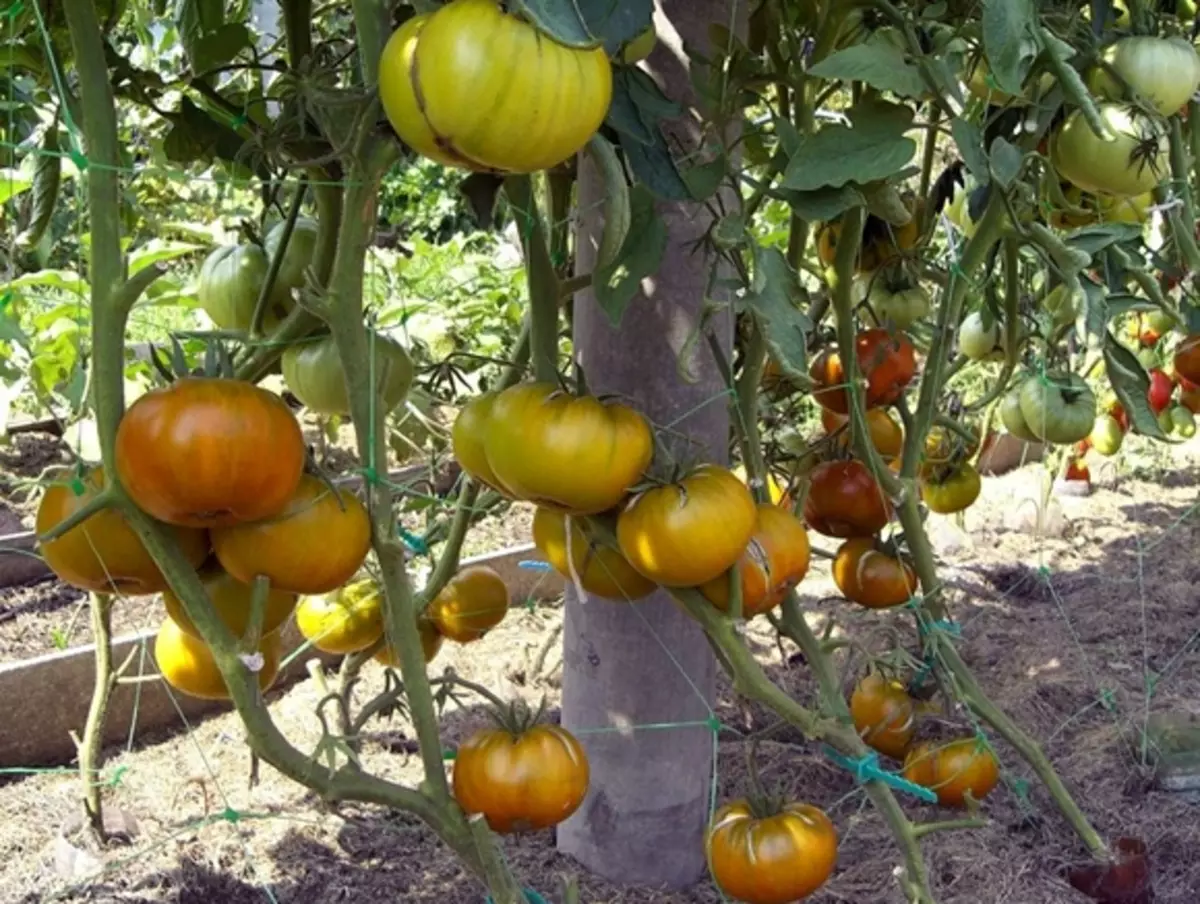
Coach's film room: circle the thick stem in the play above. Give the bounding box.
[966,237,1021,413]
[281,0,313,66]
[505,175,560,384]
[418,482,480,609]
[350,0,391,85]
[1166,118,1200,273]
[79,592,114,838]
[734,324,768,498]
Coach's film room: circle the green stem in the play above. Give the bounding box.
[547,169,575,278]
[418,482,480,610]
[281,0,313,66]
[252,178,308,337]
[505,175,560,384]
[242,575,271,653]
[1166,117,1200,272]
[966,237,1021,412]
[80,592,114,838]
[36,486,116,544]
[349,0,391,85]
[918,109,941,234]
[735,323,769,500]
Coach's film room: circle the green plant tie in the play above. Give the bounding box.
[925,619,961,639]
[397,525,429,556]
[105,764,128,787]
[219,806,242,824]
[904,593,924,609]
[705,714,723,734]
[1010,777,1032,801]
[821,747,937,803]
[1099,687,1117,710]
[485,890,547,904]
[230,113,249,129]
[442,748,456,760]
[70,476,86,496]
[68,148,89,171]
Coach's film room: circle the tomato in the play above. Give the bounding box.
[1172,404,1197,438]
[379,0,612,173]
[803,460,891,538]
[731,464,788,506]
[1046,183,1099,231]
[957,311,1002,361]
[833,538,917,609]
[211,474,370,595]
[850,674,916,760]
[1090,37,1200,117]
[1051,105,1168,198]
[1065,459,1091,483]
[1097,191,1153,226]
[868,283,931,330]
[1090,414,1125,457]
[1137,345,1161,373]
[700,504,811,617]
[821,407,904,460]
[817,211,917,274]
[621,24,657,63]
[1140,308,1176,344]
[1043,284,1082,328]
[163,566,298,638]
[617,465,757,587]
[1180,384,1200,415]
[116,378,305,528]
[1000,381,1041,443]
[920,463,982,515]
[1147,368,1175,416]
[532,507,656,602]
[706,800,837,904]
[1172,334,1200,386]
[484,383,652,515]
[281,332,413,417]
[154,617,281,701]
[452,392,505,491]
[295,578,385,654]
[1017,371,1096,445]
[375,616,444,666]
[815,220,841,267]
[426,566,509,642]
[452,723,589,833]
[197,243,292,332]
[811,329,916,414]
[263,217,319,296]
[903,738,1000,808]
[36,467,209,595]
[920,424,979,474]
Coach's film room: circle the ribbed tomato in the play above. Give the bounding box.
[833,538,917,609]
[1089,36,1200,116]
[700,504,810,617]
[37,466,209,594]
[162,566,298,638]
[616,465,758,587]
[211,474,371,595]
[197,243,292,332]
[115,378,305,528]
[452,392,504,491]
[484,383,652,515]
[706,800,838,904]
[452,723,589,833]
[154,617,281,701]
[821,407,904,460]
[1051,105,1168,197]
[811,329,916,414]
[850,674,916,760]
[803,460,891,538]
[903,738,1000,807]
[379,0,612,173]
[426,566,509,642]
[281,332,413,416]
[295,578,385,655]
[532,508,657,602]
[1173,334,1200,386]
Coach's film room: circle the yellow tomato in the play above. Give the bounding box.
[531,507,657,601]
[162,566,298,639]
[379,0,612,173]
[426,566,509,642]
[295,578,385,655]
[154,617,281,701]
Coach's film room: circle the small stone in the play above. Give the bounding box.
[53,833,101,880]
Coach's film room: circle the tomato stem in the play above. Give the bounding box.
[35,485,117,545]
[505,174,561,384]
[250,177,308,338]
[79,592,115,839]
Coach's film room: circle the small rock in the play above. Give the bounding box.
[53,834,101,880]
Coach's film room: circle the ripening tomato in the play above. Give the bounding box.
[532,508,656,601]
[617,465,758,587]
[1065,459,1091,482]
[1173,334,1200,387]
[452,392,505,491]
[833,538,917,609]
[706,800,838,904]
[803,460,891,538]
[821,407,904,460]
[375,616,444,666]
[162,566,298,639]
[920,424,980,474]
[426,566,509,642]
[1018,371,1097,445]
[811,329,916,414]
[850,674,916,760]
[1109,400,1131,432]
[1147,368,1176,416]
[1180,384,1200,415]
[903,738,1000,807]
[453,723,589,833]
[700,504,811,617]
[957,311,1002,362]
[1089,414,1125,457]
[154,617,281,701]
[36,467,209,594]
[115,378,305,528]
[920,463,982,515]
[211,475,370,595]
[281,332,413,417]
[1051,104,1168,198]
[379,0,612,173]
[868,282,931,330]
[484,383,652,515]
[295,578,385,654]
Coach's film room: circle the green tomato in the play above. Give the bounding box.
[197,243,293,332]
[1171,404,1197,438]
[1000,382,1042,442]
[282,333,414,416]
[264,217,320,296]
[958,311,1000,361]
[1137,346,1161,372]
[1158,408,1178,436]
[1051,104,1168,198]
[1089,37,1200,117]
[1043,284,1082,329]
[1018,371,1097,445]
[1089,413,1124,456]
[869,283,931,330]
[621,25,657,63]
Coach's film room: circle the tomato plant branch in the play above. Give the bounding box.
[349,0,390,86]
[965,237,1021,413]
[280,0,313,66]
[734,321,769,499]
[251,177,308,337]
[79,592,114,839]
[1164,118,1200,273]
[505,175,561,383]
[417,482,480,610]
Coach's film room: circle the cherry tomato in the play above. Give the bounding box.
[850,674,916,760]
[903,738,1000,807]
[803,460,891,538]
[832,538,917,609]
[920,463,982,515]
[811,329,916,415]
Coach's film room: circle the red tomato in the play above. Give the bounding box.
[803,460,891,538]
[1148,368,1175,415]
[810,329,916,414]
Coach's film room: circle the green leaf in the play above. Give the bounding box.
[592,185,666,327]
[509,0,600,48]
[174,0,227,72]
[0,168,33,204]
[981,0,1038,96]
[1104,335,1166,439]
[773,185,865,222]
[951,121,989,186]
[192,23,253,72]
[578,0,654,54]
[4,269,87,295]
[128,239,203,275]
[808,44,928,99]
[626,68,683,122]
[1078,278,1108,348]
[1064,223,1142,255]
[989,137,1023,187]
[605,70,656,144]
[1104,293,1155,319]
[780,100,917,192]
[746,246,811,383]
[619,130,690,201]
[681,152,726,201]
[587,135,632,270]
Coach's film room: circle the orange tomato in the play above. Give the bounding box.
[531,508,656,601]
[821,407,904,460]
[832,538,917,609]
[425,566,509,642]
[903,738,1000,807]
[154,617,280,701]
[811,329,917,415]
[803,460,891,538]
[162,566,298,638]
[700,504,810,617]
[849,674,916,759]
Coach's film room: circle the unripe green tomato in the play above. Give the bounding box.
[1089,413,1124,456]
[958,311,1000,361]
[1043,284,1082,329]
[869,283,931,330]
[1000,383,1041,442]
[1137,346,1161,372]
[1171,404,1196,438]
[264,217,320,296]
[282,333,414,416]
[621,25,657,63]
[1158,408,1177,435]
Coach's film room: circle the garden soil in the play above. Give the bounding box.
[2,441,1200,903]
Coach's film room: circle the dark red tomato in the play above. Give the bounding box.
[810,329,916,414]
[803,460,891,538]
[1148,368,1175,415]
[1065,460,1091,482]
[1174,334,1200,386]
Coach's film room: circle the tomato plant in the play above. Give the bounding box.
[803,460,891,538]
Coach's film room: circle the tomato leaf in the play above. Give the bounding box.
[681,151,726,201]
[591,185,666,327]
[746,246,812,385]
[578,0,654,55]
[605,72,656,145]
[1104,336,1167,439]
[780,99,916,191]
[619,130,690,201]
[772,185,865,222]
[988,137,1023,187]
[508,0,600,48]
[951,120,990,186]
[0,168,33,205]
[808,43,928,99]
[981,0,1039,97]
[1064,223,1143,255]
[1078,279,1108,349]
